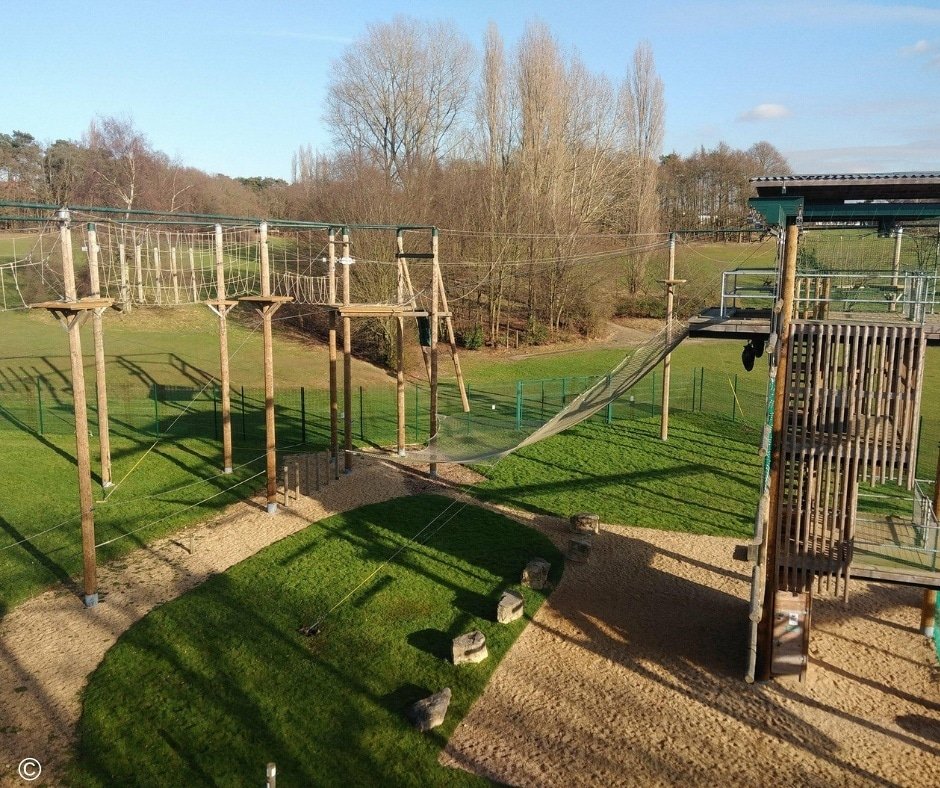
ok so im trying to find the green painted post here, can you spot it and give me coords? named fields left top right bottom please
left=300, top=386, right=306, bottom=445
left=212, top=386, right=218, bottom=439
left=700, top=368, right=705, bottom=412
left=650, top=370, right=656, bottom=417
left=691, top=370, right=696, bottom=412
left=732, top=374, right=738, bottom=422
left=36, top=378, right=44, bottom=435
left=541, top=380, right=545, bottom=420
left=606, top=374, right=613, bottom=424
left=359, top=386, right=364, bottom=441
left=466, top=383, right=472, bottom=436
left=515, top=381, right=523, bottom=429
left=561, top=377, right=567, bottom=406
left=414, top=381, right=419, bottom=442
left=240, top=385, right=246, bottom=440
left=152, top=382, right=160, bottom=436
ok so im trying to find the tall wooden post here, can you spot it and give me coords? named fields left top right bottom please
left=396, top=230, right=407, bottom=455
left=429, top=228, right=440, bottom=478
left=86, top=224, right=112, bottom=488
left=134, top=240, right=144, bottom=303
left=328, top=229, right=339, bottom=479
left=922, top=445, right=940, bottom=637
left=118, top=241, right=130, bottom=309
left=210, top=223, right=234, bottom=473
left=660, top=232, right=683, bottom=441
left=43, top=210, right=105, bottom=607
left=342, top=227, right=353, bottom=474
left=240, top=222, right=292, bottom=513
left=757, top=220, right=801, bottom=681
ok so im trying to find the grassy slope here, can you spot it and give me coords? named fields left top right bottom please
left=73, top=495, right=562, bottom=787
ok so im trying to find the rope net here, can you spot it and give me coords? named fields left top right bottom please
left=391, top=320, right=690, bottom=465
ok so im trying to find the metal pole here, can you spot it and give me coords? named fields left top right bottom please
left=260, top=221, right=279, bottom=513
left=890, top=227, right=903, bottom=313
left=429, top=228, right=439, bottom=477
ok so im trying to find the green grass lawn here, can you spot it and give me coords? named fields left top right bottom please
left=471, top=413, right=762, bottom=538
left=72, top=494, right=562, bottom=787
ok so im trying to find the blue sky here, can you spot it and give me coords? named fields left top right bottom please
left=3, top=1, right=938, bottom=179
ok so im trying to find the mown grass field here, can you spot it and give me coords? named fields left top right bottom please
left=72, top=495, right=561, bottom=787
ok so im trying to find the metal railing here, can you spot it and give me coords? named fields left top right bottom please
left=720, top=268, right=939, bottom=321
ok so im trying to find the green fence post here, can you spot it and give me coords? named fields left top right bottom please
left=540, top=380, right=545, bottom=420
left=36, top=378, right=44, bottom=435
left=700, top=367, right=705, bottom=413
left=212, top=386, right=218, bottom=439
left=151, top=382, right=160, bottom=436
left=414, top=381, right=419, bottom=442
left=515, top=381, right=523, bottom=429
left=300, top=386, right=306, bottom=445
left=691, top=369, right=696, bottom=412
left=650, top=370, right=656, bottom=417
left=240, top=386, right=246, bottom=440
left=732, top=374, right=738, bottom=422
left=359, top=386, right=364, bottom=441
left=561, top=377, right=567, bottom=406
left=606, top=374, right=613, bottom=424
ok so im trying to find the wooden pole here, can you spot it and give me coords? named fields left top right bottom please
left=60, top=212, right=99, bottom=606
left=430, top=229, right=440, bottom=478
left=396, top=231, right=407, bottom=455
left=922, top=445, right=940, bottom=637
left=342, top=227, right=353, bottom=474
left=153, top=241, right=162, bottom=305
left=214, top=223, right=234, bottom=473
left=189, top=243, right=198, bottom=302
left=134, top=240, right=144, bottom=303
left=260, top=222, right=278, bottom=513
left=757, top=220, right=800, bottom=681
left=328, top=230, right=339, bottom=476
left=86, top=224, right=113, bottom=488
left=661, top=232, right=676, bottom=441
left=118, top=241, right=129, bottom=309
left=437, top=271, right=470, bottom=413
left=170, top=241, right=181, bottom=304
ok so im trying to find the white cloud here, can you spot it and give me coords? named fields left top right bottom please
left=737, top=103, right=791, bottom=122
left=900, top=39, right=931, bottom=55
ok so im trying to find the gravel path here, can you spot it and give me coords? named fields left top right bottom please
left=1, top=461, right=937, bottom=787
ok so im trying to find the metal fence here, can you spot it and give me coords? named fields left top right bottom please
left=0, top=368, right=934, bottom=477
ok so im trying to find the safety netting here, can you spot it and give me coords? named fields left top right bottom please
left=392, top=320, right=690, bottom=465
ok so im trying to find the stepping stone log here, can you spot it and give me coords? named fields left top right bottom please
left=452, top=630, right=488, bottom=665
left=521, top=557, right=551, bottom=590
left=406, top=687, right=452, bottom=732
left=497, top=589, right=525, bottom=623
left=567, top=534, right=593, bottom=563
left=570, top=512, right=600, bottom=534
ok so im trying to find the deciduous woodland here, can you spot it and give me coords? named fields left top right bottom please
left=1, top=17, right=789, bottom=360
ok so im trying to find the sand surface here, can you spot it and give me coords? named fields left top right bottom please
left=1, top=461, right=938, bottom=787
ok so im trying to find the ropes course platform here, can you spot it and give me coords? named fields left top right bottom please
left=689, top=307, right=940, bottom=344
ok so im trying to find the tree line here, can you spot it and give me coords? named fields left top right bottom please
left=1, top=16, right=790, bottom=355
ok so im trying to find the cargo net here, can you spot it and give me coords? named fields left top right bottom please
left=394, top=320, right=690, bottom=465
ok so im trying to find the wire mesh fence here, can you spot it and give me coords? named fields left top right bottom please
left=1, top=368, right=935, bottom=477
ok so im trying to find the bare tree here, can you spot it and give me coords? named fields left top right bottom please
left=325, top=16, right=474, bottom=186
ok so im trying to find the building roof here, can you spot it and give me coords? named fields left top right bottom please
left=751, top=172, right=940, bottom=201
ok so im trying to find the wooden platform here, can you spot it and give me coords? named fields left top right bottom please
left=331, top=303, right=450, bottom=319
left=689, top=308, right=940, bottom=344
